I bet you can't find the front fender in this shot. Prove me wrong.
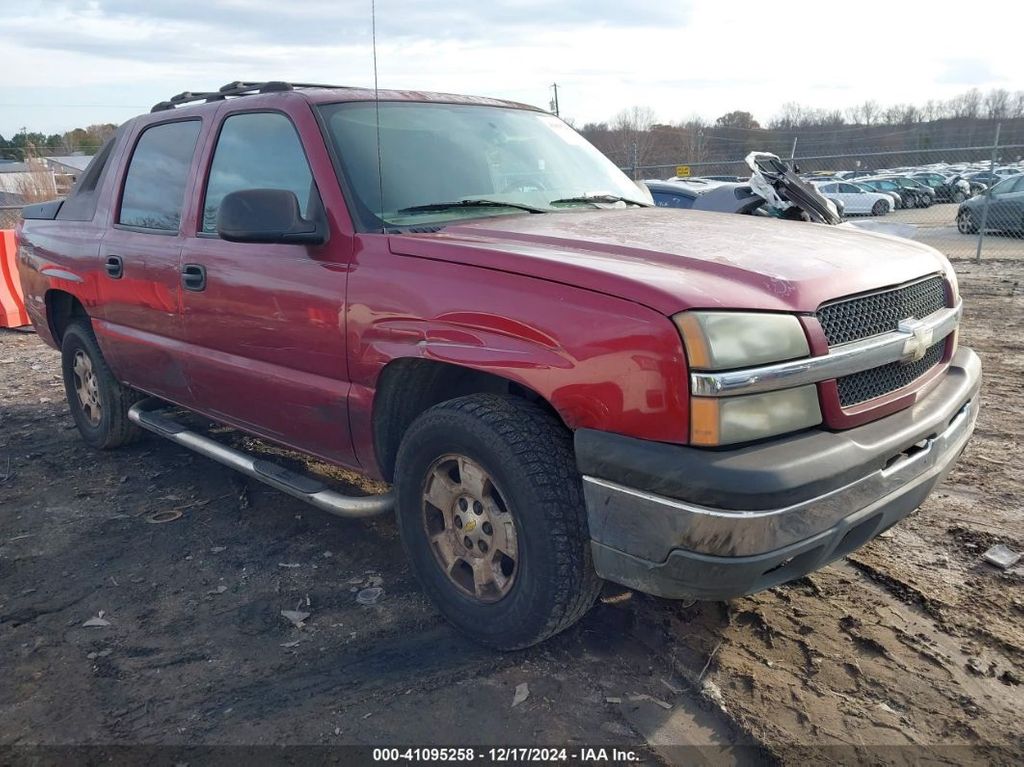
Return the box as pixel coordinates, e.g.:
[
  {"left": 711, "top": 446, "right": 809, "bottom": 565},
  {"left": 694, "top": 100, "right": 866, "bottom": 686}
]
[{"left": 346, "top": 239, "right": 690, "bottom": 473}]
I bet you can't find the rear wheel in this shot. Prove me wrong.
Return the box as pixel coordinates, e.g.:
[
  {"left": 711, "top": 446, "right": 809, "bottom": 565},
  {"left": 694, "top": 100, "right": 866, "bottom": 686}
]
[
  {"left": 952, "top": 190, "right": 967, "bottom": 204},
  {"left": 61, "top": 320, "right": 142, "bottom": 449},
  {"left": 871, "top": 199, "right": 889, "bottom": 216},
  {"left": 394, "top": 394, "right": 601, "bottom": 650}
]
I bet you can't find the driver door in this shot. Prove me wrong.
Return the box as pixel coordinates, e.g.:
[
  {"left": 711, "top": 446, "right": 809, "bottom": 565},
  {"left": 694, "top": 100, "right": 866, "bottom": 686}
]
[
  {"left": 178, "top": 106, "right": 359, "bottom": 467},
  {"left": 987, "top": 176, "right": 1024, "bottom": 230}
]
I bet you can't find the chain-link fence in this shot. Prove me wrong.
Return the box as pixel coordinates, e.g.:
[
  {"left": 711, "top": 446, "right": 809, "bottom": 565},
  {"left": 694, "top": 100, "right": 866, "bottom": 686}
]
[
  {"left": 4, "top": 134, "right": 1023, "bottom": 262},
  {"left": 0, "top": 206, "right": 21, "bottom": 230},
  {"left": 626, "top": 133, "right": 1024, "bottom": 262}
]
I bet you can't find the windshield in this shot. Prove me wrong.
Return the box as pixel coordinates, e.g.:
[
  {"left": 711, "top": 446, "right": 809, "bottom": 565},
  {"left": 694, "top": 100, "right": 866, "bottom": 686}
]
[{"left": 318, "top": 101, "right": 650, "bottom": 230}]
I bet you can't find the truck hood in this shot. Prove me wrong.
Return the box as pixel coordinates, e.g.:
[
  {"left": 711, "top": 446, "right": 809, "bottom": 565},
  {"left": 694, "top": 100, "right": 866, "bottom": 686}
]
[{"left": 387, "top": 207, "right": 952, "bottom": 315}]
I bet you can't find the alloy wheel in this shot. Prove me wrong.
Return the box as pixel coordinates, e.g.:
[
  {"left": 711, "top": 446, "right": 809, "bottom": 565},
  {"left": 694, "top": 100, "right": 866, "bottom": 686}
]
[
  {"left": 72, "top": 350, "right": 102, "bottom": 426},
  {"left": 421, "top": 454, "right": 518, "bottom": 603}
]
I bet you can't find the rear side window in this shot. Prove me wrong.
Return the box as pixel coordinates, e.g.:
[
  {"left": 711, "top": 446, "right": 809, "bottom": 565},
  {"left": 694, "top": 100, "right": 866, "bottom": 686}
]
[
  {"left": 201, "top": 112, "right": 314, "bottom": 234},
  {"left": 119, "top": 120, "right": 201, "bottom": 232},
  {"left": 57, "top": 129, "right": 121, "bottom": 221}
]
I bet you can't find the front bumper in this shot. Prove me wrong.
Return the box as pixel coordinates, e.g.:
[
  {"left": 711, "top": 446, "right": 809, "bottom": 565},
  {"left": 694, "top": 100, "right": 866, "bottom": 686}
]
[{"left": 576, "top": 347, "right": 981, "bottom": 600}]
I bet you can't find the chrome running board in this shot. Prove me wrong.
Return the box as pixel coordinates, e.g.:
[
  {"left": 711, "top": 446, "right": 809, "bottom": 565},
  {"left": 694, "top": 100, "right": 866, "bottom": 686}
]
[{"left": 127, "top": 400, "right": 393, "bottom": 519}]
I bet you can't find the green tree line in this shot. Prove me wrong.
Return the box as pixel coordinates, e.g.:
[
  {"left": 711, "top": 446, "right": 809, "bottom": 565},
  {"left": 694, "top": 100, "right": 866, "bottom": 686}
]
[{"left": 0, "top": 124, "right": 117, "bottom": 161}]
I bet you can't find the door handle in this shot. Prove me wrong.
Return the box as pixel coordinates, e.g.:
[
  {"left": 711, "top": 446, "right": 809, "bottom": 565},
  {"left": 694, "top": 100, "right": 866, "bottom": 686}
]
[
  {"left": 105, "top": 255, "right": 123, "bottom": 279},
  {"left": 181, "top": 263, "right": 206, "bottom": 292}
]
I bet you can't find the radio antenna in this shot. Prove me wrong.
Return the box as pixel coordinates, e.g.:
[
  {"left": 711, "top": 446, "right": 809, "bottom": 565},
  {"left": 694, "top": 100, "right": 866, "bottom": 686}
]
[{"left": 371, "top": 0, "right": 386, "bottom": 233}]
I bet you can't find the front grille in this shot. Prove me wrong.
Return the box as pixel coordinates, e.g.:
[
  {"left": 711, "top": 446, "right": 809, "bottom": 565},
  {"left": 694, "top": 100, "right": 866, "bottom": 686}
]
[
  {"left": 817, "top": 276, "right": 946, "bottom": 345},
  {"left": 818, "top": 276, "right": 950, "bottom": 408},
  {"left": 837, "top": 340, "right": 945, "bottom": 407}
]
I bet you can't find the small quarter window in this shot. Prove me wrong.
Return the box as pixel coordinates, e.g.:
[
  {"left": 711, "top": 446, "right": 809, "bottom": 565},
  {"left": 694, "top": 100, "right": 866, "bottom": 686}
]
[
  {"left": 119, "top": 120, "right": 201, "bottom": 231},
  {"left": 57, "top": 130, "right": 120, "bottom": 221}
]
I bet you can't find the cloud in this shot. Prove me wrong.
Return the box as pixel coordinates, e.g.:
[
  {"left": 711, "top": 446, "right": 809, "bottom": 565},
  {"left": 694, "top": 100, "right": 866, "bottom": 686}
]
[
  {"left": 13, "top": 1, "right": 694, "bottom": 54},
  {"left": 1, "top": 1, "right": 1022, "bottom": 137},
  {"left": 937, "top": 59, "right": 1003, "bottom": 86}
]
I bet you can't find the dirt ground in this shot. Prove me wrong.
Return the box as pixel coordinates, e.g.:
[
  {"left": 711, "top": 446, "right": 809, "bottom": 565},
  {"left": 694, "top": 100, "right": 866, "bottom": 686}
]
[{"left": 1, "top": 259, "right": 1022, "bottom": 765}]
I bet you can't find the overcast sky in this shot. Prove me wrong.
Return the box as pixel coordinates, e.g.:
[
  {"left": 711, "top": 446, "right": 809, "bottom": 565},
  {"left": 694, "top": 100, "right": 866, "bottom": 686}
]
[{"left": 1, "top": 0, "right": 1022, "bottom": 139}]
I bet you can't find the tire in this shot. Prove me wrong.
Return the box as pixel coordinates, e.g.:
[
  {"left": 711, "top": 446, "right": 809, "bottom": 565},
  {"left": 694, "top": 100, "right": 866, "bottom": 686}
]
[
  {"left": 957, "top": 210, "right": 978, "bottom": 235},
  {"left": 394, "top": 394, "right": 602, "bottom": 650},
  {"left": 920, "top": 194, "right": 933, "bottom": 209},
  {"left": 871, "top": 199, "right": 889, "bottom": 216},
  {"left": 952, "top": 190, "right": 966, "bottom": 204},
  {"left": 61, "top": 319, "right": 142, "bottom": 449}
]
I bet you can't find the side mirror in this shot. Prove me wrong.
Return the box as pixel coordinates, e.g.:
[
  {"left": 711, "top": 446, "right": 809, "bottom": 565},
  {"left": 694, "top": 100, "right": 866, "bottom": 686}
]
[{"left": 217, "top": 188, "right": 327, "bottom": 245}]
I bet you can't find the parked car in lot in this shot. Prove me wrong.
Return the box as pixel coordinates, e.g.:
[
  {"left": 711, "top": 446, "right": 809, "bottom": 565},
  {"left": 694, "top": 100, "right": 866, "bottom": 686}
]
[
  {"left": 851, "top": 181, "right": 902, "bottom": 209},
  {"left": 648, "top": 179, "right": 846, "bottom": 219},
  {"left": 956, "top": 174, "right": 1024, "bottom": 236},
  {"left": 966, "top": 170, "right": 1003, "bottom": 188},
  {"left": 911, "top": 172, "right": 970, "bottom": 203},
  {"left": 868, "top": 176, "right": 935, "bottom": 208},
  {"left": 645, "top": 180, "right": 766, "bottom": 214},
  {"left": 946, "top": 173, "right": 987, "bottom": 198},
  {"left": 16, "top": 81, "right": 981, "bottom": 649},
  {"left": 857, "top": 178, "right": 910, "bottom": 208},
  {"left": 812, "top": 181, "right": 892, "bottom": 216}
]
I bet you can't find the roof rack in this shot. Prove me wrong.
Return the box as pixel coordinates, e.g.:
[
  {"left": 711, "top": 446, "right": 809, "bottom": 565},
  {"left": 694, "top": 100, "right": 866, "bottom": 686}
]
[{"left": 150, "top": 81, "right": 349, "bottom": 112}]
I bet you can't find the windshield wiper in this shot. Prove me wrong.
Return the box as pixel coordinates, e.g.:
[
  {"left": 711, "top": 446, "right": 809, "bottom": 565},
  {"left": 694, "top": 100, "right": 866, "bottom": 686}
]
[
  {"left": 549, "top": 194, "right": 650, "bottom": 207},
  {"left": 396, "top": 199, "right": 547, "bottom": 215}
]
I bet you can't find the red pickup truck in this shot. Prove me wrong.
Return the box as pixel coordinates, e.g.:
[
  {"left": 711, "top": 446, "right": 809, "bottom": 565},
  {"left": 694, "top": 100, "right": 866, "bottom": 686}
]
[{"left": 16, "top": 82, "right": 980, "bottom": 649}]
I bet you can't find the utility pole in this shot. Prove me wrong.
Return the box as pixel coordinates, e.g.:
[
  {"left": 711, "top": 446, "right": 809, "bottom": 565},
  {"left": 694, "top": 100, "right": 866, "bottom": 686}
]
[
  {"left": 790, "top": 136, "right": 798, "bottom": 162},
  {"left": 975, "top": 122, "right": 1001, "bottom": 264},
  {"left": 550, "top": 83, "right": 560, "bottom": 117}
]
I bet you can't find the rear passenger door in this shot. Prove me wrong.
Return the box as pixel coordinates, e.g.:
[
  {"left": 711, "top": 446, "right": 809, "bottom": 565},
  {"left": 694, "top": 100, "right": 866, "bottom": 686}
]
[
  {"left": 95, "top": 118, "right": 202, "bottom": 403},
  {"left": 179, "top": 108, "right": 357, "bottom": 467}
]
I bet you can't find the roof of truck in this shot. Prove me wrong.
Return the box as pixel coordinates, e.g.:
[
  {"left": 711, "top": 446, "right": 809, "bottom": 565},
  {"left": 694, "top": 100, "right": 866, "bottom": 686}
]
[{"left": 149, "top": 80, "right": 541, "bottom": 115}]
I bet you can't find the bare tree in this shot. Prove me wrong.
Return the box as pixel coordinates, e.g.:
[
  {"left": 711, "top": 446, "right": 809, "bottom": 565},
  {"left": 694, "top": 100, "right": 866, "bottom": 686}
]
[
  {"left": 949, "top": 89, "right": 982, "bottom": 119},
  {"left": 675, "top": 116, "right": 708, "bottom": 162},
  {"left": 883, "top": 103, "right": 920, "bottom": 125},
  {"left": 984, "top": 89, "right": 1010, "bottom": 120},
  {"left": 1012, "top": 91, "right": 1024, "bottom": 119},
  {"left": 860, "top": 100, "right": 880, "bottom": 126},
  {"left": 610, "top": 106, "right": 657, "bottom": 172}
]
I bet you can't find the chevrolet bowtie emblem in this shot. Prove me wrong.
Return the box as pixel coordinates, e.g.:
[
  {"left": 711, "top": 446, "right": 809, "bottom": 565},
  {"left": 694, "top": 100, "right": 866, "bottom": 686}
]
[{"left": 898, "top": 318, "right": 934, "bottom": 363}]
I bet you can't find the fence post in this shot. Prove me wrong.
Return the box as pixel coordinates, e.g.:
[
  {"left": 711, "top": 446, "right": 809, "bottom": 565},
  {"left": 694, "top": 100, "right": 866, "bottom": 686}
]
[{"left": 974, "top": 122, "right": 1001, "bottom": 264}]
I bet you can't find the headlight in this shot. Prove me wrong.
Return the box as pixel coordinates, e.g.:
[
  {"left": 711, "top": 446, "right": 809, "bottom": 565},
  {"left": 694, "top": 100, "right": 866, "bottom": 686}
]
[
  {"left": 673, "top": 311, "right": 810, "bottom": 370},
  {"left": 691, "top": 386, "right": 822, "bottom": 446},
  {"left": 674, "top": 311, "right": 819, "bottom": 446}
]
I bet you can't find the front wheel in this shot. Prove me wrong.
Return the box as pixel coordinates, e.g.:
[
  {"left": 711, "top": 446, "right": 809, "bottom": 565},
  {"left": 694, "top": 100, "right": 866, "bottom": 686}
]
[
  {"left": 61, "top": 320, "right": 142, "bottom": 449},
  {"left": 394, "top": 394, "right": 602, "bottom": 650},
  {"left": 957, "top": 210, "right": 978, "bottom": 234},
  {"left": 952, "top": 190, "right": 967, "bottom": 204},
  {"left": 871, "top": 199, "right": 889, "bottom": 216}
]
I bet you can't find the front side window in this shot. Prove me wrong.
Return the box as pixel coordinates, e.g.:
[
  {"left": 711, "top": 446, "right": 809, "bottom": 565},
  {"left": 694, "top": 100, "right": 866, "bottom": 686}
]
[
  {"left": 319, "top": 101, "right": 651, "bottom": 230},
  {"left": 202, "top": 112, "right": 315, "bottom": 234},
  {"left": 119, "top": 120, "right": 200, "bottom": 231},
  {"left": 989, "top": 176, "right": 1017, "bottom": 195}
]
